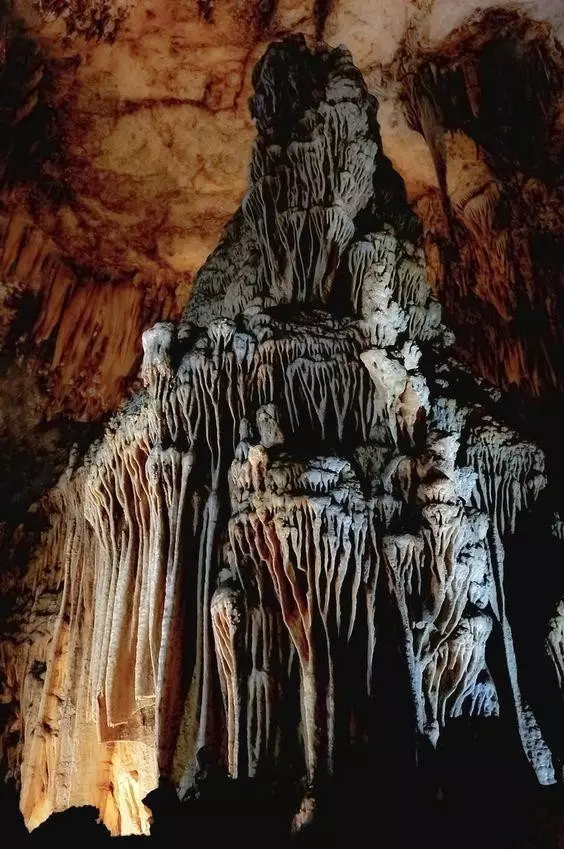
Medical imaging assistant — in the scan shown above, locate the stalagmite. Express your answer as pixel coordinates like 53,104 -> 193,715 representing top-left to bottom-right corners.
1,34 -> 561,836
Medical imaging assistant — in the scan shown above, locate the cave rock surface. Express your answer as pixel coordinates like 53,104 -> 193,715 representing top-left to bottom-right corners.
2,36 -> 564,839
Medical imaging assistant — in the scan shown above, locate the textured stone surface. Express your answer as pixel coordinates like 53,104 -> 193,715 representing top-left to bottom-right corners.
2,38 -> 563,838
1,1 -> 563,433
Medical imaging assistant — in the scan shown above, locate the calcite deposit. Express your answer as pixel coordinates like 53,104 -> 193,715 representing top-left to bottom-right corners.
2,1 -> 563,493
1,36 -> 563,837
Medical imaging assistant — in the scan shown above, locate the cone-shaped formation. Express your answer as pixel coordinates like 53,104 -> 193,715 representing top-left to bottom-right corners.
1,35 -> 561,835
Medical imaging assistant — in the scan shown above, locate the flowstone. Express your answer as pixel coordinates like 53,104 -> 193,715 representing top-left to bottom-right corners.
1,35 -> 561,836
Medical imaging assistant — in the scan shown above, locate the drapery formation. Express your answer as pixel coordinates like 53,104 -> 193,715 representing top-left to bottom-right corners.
1,36 -> 562,835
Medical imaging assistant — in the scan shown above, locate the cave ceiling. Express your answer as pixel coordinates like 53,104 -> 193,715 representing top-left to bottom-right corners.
1,0 -> 564,514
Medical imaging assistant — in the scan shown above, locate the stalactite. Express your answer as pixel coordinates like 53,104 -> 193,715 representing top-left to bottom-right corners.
229,444 -> 372,782
211,581 -> 294,779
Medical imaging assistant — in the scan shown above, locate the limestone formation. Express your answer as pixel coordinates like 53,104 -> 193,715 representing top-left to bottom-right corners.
2,4 -> 564,552
0,35 -> 562,837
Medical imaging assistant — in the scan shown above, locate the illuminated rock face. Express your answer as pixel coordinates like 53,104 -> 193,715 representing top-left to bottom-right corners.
1,3 -> 563,546
0,37 -> 562,836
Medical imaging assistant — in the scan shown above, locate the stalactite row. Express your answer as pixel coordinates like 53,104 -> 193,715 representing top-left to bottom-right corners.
0,474 -> 157,835
2,35 -> 562,835
0,209 -> 180,420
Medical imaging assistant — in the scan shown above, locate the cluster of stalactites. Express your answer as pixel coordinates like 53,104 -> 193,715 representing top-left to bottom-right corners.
196,218 -> 548,784
547,517 -> 564,716
1,467 -> 158,836
242,39 -> 379,306
142,202 -> 552,786
211,387 -> 497,781
141,223 -> 450,464
381,439 -> 498,746
5,37 -> 560,839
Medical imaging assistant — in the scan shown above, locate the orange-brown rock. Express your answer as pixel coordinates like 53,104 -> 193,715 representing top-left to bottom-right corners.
2,38 -> 563,839
1,1 -> 563,443
1,2 -> 564,841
